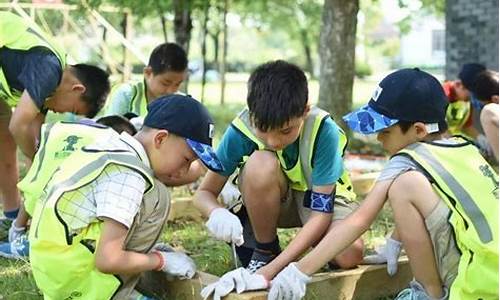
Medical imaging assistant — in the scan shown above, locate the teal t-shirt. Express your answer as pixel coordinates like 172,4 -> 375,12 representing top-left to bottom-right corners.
216,116 -> 344,186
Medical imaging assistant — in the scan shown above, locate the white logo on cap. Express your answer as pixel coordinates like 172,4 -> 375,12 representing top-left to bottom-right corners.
209,124 -> 215,139
372,86 -> 383,102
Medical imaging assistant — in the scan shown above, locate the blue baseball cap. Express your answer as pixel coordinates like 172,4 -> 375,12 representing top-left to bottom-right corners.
144,94 -> 224,172
343,68 -> 448,134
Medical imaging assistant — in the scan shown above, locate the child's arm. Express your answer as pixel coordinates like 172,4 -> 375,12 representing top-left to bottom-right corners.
9,90 -> 43,159
194,170 -> 244,245
95,217 -> 160,274
297,180 -> 391,274
257,185 -> 334,280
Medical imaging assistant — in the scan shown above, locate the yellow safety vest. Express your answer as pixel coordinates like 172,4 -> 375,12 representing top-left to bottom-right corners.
29,143 -> 155,300
396,138 -> 498,299
446,101 -> 471,136
0,11 -> 66,106
232,106 -> 356,201
18,121 -> 119,216
105,80 -> 148,117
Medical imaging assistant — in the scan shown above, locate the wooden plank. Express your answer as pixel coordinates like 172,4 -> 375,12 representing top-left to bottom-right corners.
139,258 -> 411,300
168,197 -> 203,221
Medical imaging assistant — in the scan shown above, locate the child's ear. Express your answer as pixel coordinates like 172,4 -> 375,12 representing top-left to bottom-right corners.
153,130 -> 170,148
491,95 -> 499,104
72,84 -> 86,95
414,122 -> 429,138
303,104 -> 311,117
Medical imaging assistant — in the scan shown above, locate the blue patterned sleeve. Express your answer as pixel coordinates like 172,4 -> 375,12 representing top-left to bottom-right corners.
311,117 -> 344,186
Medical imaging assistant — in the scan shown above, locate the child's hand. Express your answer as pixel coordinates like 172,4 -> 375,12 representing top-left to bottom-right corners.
155,250 -> 196,279
206,208 -> 244,246
268,263 -> 311,300
200,267 -> 268,300
362,237 -> 402,276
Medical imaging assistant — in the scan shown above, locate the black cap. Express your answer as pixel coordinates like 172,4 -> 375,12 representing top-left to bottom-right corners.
458,63 -> 486,91
144,94 -> 224,172
344,68 -> 448,134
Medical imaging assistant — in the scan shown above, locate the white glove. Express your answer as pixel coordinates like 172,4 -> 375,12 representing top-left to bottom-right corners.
8,222 -> 26,243
154,246 -> 196,279
201,267 -> 268,300
206,208 -> 244,246
363,237 -> 402,276
268,263 -> 311,300
220,182 -> 241,207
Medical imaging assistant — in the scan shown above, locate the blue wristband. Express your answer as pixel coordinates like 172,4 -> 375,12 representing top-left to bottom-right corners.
309,191 -> 334,213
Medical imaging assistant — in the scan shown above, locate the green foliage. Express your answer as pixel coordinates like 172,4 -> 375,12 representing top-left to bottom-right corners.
355,61 -> 373,79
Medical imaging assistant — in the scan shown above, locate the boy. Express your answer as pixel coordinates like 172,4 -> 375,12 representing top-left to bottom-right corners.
0,115 -> 137,258
0,11 -> 110,240
443,63 -> 486,136
475,70 -> 499,161
28,95 -> 224,299
104,42 -> 187,117
267,69 -> 498,300
196,60 -> 362,299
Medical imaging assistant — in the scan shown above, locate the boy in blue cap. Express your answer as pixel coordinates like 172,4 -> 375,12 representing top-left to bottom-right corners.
28,94 -> 224,299
266,68 -> 498,300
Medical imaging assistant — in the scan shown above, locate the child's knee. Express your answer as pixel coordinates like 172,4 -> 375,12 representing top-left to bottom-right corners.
242,151 -> 281,186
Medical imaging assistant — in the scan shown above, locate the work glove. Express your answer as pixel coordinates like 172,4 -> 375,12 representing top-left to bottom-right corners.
200,267 -> 268,300
268,263 -> 311,300
8,222 -> 26,243
220,182 -> 241,207
206,207 -> 244,246
153,244 -> 196,279
362,237 -> 402,276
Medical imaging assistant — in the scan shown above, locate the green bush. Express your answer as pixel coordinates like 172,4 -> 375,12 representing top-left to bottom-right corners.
355,61 -> 373,79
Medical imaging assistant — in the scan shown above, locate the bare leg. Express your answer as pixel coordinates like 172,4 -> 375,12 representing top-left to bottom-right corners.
389,171 -> 444,298
0,100 -> 21,213
239,151 -> 287,243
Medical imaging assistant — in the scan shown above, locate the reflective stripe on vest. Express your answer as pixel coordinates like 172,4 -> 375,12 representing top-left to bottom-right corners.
0,12 -> 66,106
232,106 -> 355,200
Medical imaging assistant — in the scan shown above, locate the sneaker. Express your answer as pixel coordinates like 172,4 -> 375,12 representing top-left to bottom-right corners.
394,280 -> 449,300
0,234 -> 29,259
0,218 -> 13,241
246,248 -> 278,273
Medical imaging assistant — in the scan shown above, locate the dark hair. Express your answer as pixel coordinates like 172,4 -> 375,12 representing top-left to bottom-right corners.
458,63 -> 486,91
71,64 -> 110,118
398,120 -> 448,134
473,70 -> 499,102
247,60 -> 308,131
148,43 -> 188,75
123,112 -> 139,120
96,115 -> 137,135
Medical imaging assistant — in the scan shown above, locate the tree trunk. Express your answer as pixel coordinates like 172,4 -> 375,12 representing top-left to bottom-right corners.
318,0 -> 359,130
173,0 -> 193,52
209,31 -> 220,71
300,28 -> 315,79
173,0 -> 193,93
220,0 -> 228,105
201,0 -> 211,103
155,0 -> 168,42
121,12 -> 132,82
